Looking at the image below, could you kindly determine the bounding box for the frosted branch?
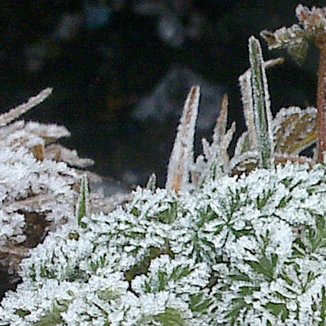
[0,88,53,127]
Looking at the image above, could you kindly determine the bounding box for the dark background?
[0,0,324,187]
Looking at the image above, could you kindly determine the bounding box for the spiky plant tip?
[75,174,90,227]
[248,36,274,169]
[165,86,200,194]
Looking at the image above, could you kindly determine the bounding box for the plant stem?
[317,39,326,163]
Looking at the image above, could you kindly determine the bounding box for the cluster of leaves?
[2,163,326,325]
[261,4,326,64]
[1,3,326,326]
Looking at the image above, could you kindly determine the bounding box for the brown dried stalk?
[166,86,200,194]
[316,36,326,162]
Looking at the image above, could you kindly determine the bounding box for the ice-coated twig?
[0,88,53,127]
[166,86,200,194]
[239,57,283,150]
[249,36,274,168]
[76,174,90,227]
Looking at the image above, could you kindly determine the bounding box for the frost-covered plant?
[2,163,326,325]
[0,89,98,278]
[2,4,326,326]
[261,4,326,162]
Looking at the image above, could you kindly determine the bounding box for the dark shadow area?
[0,0,323,186]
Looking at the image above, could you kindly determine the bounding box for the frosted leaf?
[45,144,94,168]
[0,88,52,127]
[249,36,274,168]
[239,69,257,150]
[0,90,100,285]
[191,94,235,184]
[261,25,309,64]
[234,131,250,157]
[24,122,70,143]
[3,164,326,324]
[273,106,317,155]
[261,5,326,64]
[239,57,284,151]
[166,86,200,194]
[296,4,326,35]
[230,151,259,175]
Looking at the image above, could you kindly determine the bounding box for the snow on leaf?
[261,25,309,64]
[24,122,70,143]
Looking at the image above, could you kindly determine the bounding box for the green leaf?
[15,309,31,318]
[153,308,186,326]
[33,301,68,326]
[265,302,289,321]
[249,36,274,169]
[75,174,89,227]
[189,296,212,314]
[97,289,121,301]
